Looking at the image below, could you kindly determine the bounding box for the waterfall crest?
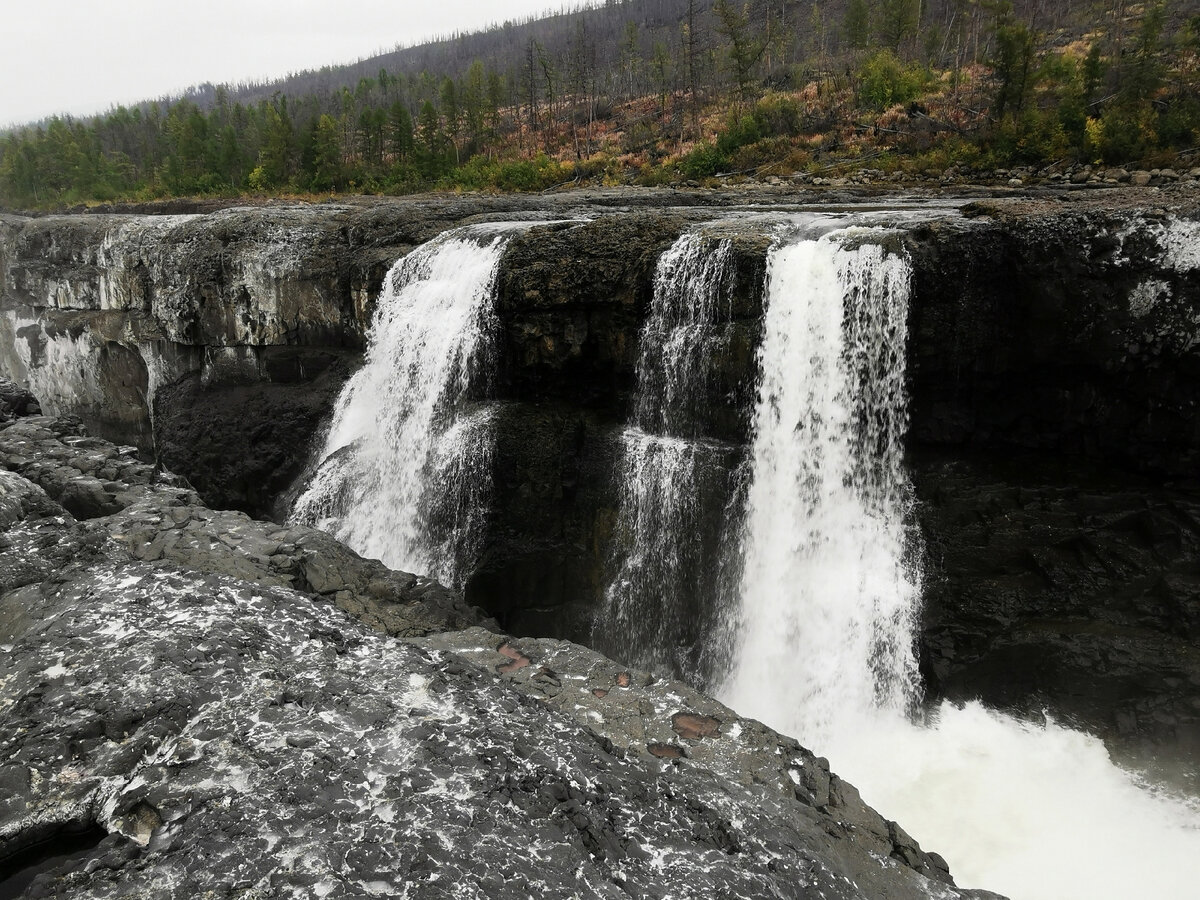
[630,232,734,437]
[291,223,523,587]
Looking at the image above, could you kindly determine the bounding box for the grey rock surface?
[0,414,484,640]
[5,191,1200,793]
[0,408,1002,899]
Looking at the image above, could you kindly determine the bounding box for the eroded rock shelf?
[0,397,995,899]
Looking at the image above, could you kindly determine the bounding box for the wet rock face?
[497,214,691,409]
[0,409,999,900]
[151,347,357,519]
[904,208,1200,753]
[497,214,768,436]
[477,219,768,636]
[0,208,379,480]
[914,449,1200,758]
[906,210,1200,476]
[466,403,622,638]
[2,211,351,345]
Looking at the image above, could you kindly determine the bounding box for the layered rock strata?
[2,191,1199,761]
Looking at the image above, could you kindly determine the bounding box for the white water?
[597,232,736,672]
[630,231,734,436]
[290,223,524,587]
[717,229,1200,900]
[720,234,919,730]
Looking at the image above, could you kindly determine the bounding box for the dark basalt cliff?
[0,398,995,899]
[480,215,770,645]
[1,190,1198,773]
[903,203,1200,764]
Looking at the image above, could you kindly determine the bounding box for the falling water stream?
[290,222,529,588]
[719,233,920,729]
[719,225,1200,900]
[595,231,740,675]
[604,220,1200,900]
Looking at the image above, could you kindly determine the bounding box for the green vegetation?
[3,0,1200,208]
[857,51,930,110]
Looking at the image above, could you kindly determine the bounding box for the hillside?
[2,0,1200,207]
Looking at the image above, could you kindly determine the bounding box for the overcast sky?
[2,0,569,127]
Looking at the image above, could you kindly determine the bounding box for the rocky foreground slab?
[0,393,1001,899]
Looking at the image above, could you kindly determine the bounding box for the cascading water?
[594,231,740,676]
[717,226,1200,900]
[290,223,525,588]
[629,233,734,437]
[719,233,920,733]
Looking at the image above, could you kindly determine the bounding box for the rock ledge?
[0,400,1001,899]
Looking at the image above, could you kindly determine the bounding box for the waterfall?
[290,223,523,588]
[719,231,920,741]
[629,232,734,437]
[594,231,740,677]
[717,227,1200,900]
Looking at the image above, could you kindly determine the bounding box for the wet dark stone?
[0,383,39,422]
[0,824,108,900]
[153,351,357,519]
[914,447,1200,760]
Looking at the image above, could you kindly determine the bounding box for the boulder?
[0,381,39,421]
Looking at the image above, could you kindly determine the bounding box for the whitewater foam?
[291,223,526,587]
[719,225,1200,900]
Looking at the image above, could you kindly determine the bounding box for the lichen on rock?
[0,398,1000,899]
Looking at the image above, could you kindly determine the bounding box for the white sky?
[1,0,568,127]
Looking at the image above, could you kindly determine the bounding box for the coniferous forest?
[3,0,1200,207]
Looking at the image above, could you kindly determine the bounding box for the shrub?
[381,162,423,196]
[986,109,1069,165]
[716,116,762,156]
[752,94,804,137]
[247,166,268,193]
[1158,95,1200,150]
[677,144,730,179]
[440,154,567,192]
[858,51,929,111]
[1093,106,1158,164]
